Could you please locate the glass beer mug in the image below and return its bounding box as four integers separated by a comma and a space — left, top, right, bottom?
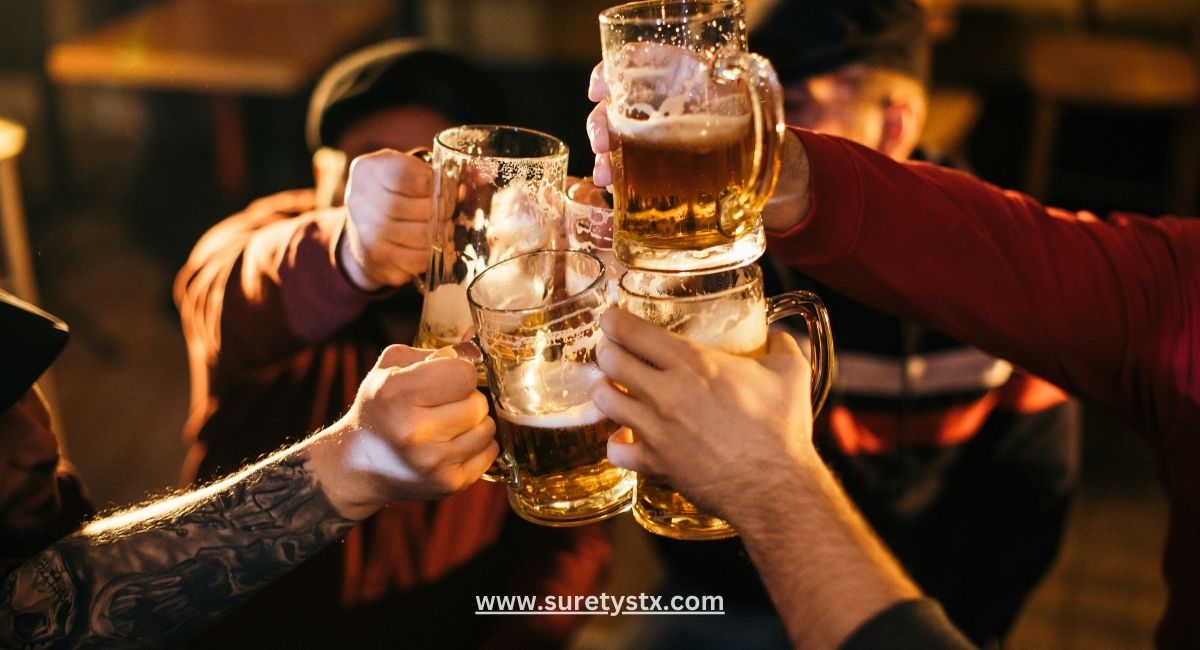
466, 250, 635, 526
415, 125, 570, 351
565, 177, 625, 294
599, 0, 785, 272
618, 263, 834, 539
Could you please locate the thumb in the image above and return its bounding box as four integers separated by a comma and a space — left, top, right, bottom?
373, 345, 479, 407
607, 427, 652, 473
377, 344, 435, 370
762, 331, 810, 377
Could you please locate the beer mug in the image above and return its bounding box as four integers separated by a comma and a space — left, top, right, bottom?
599, 0, 785, 272
565, 177, 625, 293
415, 125, 570, 350
618, 263, 834, 539
467, 250, 635, 526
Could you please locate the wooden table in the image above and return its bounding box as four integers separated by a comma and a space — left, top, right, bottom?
46, 0, 396, 198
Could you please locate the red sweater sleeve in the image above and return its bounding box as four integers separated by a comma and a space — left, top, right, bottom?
767, 129, 1200, 449
174, 189, 371, 377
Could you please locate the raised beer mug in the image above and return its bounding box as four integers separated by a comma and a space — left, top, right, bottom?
415, 125, 570, 350
466, 250, 636, 526
618, 263, 834, 540
565, 177, 625, 295
599, 0, 785, 272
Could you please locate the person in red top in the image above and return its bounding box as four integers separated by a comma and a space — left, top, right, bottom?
175, 41, 610, 648
585, 77, 1200, 644
632, 3, 1079, 646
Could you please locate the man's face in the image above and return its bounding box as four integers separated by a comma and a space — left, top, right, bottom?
335, 105, 455, 159
0, 388, 63, 538
782, 64, 886, 152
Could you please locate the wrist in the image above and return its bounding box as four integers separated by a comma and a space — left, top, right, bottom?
335, 220, 390, 295
302, 421, 385, 522
762, 130, 812, 232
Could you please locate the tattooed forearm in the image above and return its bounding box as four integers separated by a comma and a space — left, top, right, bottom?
0, 448, 355, 648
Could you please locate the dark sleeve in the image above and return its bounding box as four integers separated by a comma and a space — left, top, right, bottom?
935, 397, 1081, 643
841, 599, 976, 650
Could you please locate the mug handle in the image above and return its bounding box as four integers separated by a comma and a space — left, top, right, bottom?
409, 147, 435, 295
766, 291, 835, 417
712, 52, 786, 239
425, 341, 514, 483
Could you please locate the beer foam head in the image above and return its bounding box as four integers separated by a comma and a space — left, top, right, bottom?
687, 304, 768, 354
497, 397, 608, 428
498, 360, 605, 416
608, 110, 750, 150
486, 184, 565, 266
421, 282, 473, 341
470, 252, 604, 312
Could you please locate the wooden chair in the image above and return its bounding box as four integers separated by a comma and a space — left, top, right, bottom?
0, 116, 63, 423
0, 117, 39, 304
1021, 6, 1200, 214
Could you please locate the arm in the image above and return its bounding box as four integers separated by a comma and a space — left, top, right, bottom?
587, 66, 1200, 433
174, 151, 433, 373
591, 309, 932, 649
0, 346, 497, 648
765, 129, 1200, 434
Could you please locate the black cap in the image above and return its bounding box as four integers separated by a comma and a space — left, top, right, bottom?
1, 290, 68, 414
306, 39, 509, 152
750, 0, 930, 84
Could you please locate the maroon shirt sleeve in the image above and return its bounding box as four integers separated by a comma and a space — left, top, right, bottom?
768, 129, 1200, 646
174, 189, 371, 377
767, 128, 1200, 442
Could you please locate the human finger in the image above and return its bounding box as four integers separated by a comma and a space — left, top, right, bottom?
381, 353, 479, 406
347, 149, 434, 198
587, 63, 609, 101
587, 102, 611, 154
459, 439, 502, 483
599, 309, 700, 374
377, 344, 434, 370
607, 430, 652, 473
592, 379, 660, 434
410, 391, 491, 444
594, 154, 613, 188
434, 416, 497, 466
595, 335, 664, 403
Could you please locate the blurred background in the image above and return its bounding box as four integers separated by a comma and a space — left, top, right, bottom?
1, 0, 1195, 647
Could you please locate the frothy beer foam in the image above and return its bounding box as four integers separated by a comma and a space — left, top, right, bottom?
683, 303, 767, 355
500, 360, 605, 417
608, 110, 749, 150
422, 283, 473, 339
497, 398, 608, 429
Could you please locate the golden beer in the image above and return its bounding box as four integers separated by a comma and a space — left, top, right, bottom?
610, 112, 758, 263
618, 263, 834, 540
496, 402, 630, 525
632, 308, 769, 540
599, 1, 785, 272
468, 251, 635, 526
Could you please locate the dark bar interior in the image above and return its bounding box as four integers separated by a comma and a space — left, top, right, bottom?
1, 0, 1196, 647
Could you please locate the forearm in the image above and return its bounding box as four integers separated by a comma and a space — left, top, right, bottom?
732, 459, 921, 649
766, 129, 1199, 420
0, 431, 357, 648
175, 192, 371, 371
